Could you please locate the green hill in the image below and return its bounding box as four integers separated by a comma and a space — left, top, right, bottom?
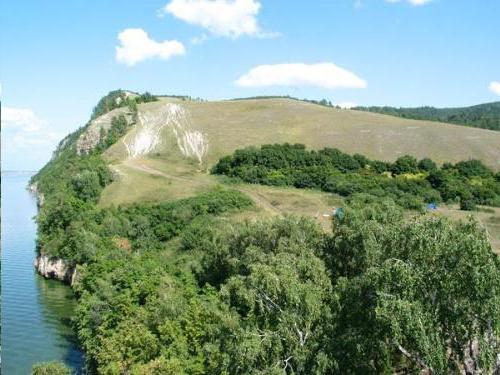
30, 91, 500, 374
354, 101, 500, 131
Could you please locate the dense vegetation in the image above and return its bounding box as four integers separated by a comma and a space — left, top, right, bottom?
31, 94, 500, 373
212, 144, 500, 211
91, 90, 157, 120
32, 361, 71, 375
34, 190, 500, 373
354, 101, 500, 131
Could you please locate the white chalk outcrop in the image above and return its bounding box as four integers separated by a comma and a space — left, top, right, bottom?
124, 103, 208, 165
34, 255, 78, 285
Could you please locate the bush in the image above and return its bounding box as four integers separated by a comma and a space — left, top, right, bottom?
71, 171, 102, 203
32, 362, 71, 375
460, 199, 477, 211
418, 158, 438, 172
455, 159, 493, 178
391, 155, 419, 175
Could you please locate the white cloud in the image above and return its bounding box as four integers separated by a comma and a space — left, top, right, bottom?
162, 0, 265, 38
12, 131, 61, 148
235, 63, 367, 90
3, 107, 46, 132
386, 0, 433, 5
489, 81, 500, 96
116, 28, 186, 66
2, 107, 62, 149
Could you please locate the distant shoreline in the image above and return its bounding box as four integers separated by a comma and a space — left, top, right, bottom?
1, 170, 37, 176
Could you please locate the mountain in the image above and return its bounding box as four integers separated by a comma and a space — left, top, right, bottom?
354, 101, 500, 131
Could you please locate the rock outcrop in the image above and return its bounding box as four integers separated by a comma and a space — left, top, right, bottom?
34, 255, 78, 285
28, 182, 45, 207
76, 107, 131, 155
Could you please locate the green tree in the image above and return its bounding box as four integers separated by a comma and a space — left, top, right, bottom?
391, 155, 419, 175
418, 158, 438, 172
322, 202, 500, 374
32, 361, 71, 375
71, 171, 102, 203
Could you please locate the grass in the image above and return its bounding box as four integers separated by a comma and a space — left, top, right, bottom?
98, 96, 500, 251
100, 153, 340, 230
136, 97, 500, 169
434, 205, 500, 253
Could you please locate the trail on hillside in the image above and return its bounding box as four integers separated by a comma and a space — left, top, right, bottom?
122, 158, 282, 215
123, 103, 208, 165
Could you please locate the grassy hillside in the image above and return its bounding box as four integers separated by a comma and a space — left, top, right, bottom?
354, 101, 500, 131
104, 97, 500, 169
98, 96, 500, 251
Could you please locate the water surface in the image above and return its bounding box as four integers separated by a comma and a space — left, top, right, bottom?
1, 172, 84, 374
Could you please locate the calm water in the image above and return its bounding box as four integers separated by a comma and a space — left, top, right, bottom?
1, 172, 84, 374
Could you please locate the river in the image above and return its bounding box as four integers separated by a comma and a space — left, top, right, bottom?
1, 172, 84, 374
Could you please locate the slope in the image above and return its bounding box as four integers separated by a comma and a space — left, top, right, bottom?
354, 101, 500, 131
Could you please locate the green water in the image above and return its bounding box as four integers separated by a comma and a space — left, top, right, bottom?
1, 172, 84, 374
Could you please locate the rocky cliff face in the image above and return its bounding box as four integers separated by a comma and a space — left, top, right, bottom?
76, 107, 131, 155
34, 255, 78, 285
28, 182, 45, 207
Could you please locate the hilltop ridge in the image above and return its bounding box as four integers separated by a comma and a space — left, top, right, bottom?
355, 101, 500, 131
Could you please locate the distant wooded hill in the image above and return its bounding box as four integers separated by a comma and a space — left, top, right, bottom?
354, 101, 500, 131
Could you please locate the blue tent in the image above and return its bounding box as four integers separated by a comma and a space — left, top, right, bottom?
427, 203, 438, 210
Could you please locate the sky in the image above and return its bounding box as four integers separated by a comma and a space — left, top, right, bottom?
1, 0, 499, 170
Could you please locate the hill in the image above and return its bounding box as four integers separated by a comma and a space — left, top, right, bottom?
103, 96, 500, 168
354, 101, 500, 131
92, 95, 499, 250
30, 91, 500, 373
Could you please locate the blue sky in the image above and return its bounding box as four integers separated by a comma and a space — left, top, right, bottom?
1, 0, 499, 170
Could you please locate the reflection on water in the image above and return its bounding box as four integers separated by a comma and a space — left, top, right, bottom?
1, 172, 84, 374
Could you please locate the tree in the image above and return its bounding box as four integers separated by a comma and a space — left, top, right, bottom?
32, 362, 71, 375
71, 171, 102, 203
391, 155, 419, 175
455, 159, 493, 178
322, 201, 500, 374
418, 158, 438, 172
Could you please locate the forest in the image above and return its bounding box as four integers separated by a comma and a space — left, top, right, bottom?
31, 127, 500, 373
354, 102, 500, 131
212, 143, 500, 211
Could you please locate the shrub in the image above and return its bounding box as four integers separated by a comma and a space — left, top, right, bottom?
418, 158, 438, 172
32, 362, 71, 375
391, 155, 419, 175
460, 199, 477, 211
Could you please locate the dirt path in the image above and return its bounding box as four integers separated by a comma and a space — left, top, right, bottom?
123, 158, 199, 184
236, 187, 282, 215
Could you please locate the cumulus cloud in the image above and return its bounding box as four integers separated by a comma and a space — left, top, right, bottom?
386, 0, 433, 5
489, 81, 500, 96
2, 106, 62, 149
162, 0, 265, 38
116, 28, 186, 66
3, 107, 46, 132
235, 63, 367, 90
